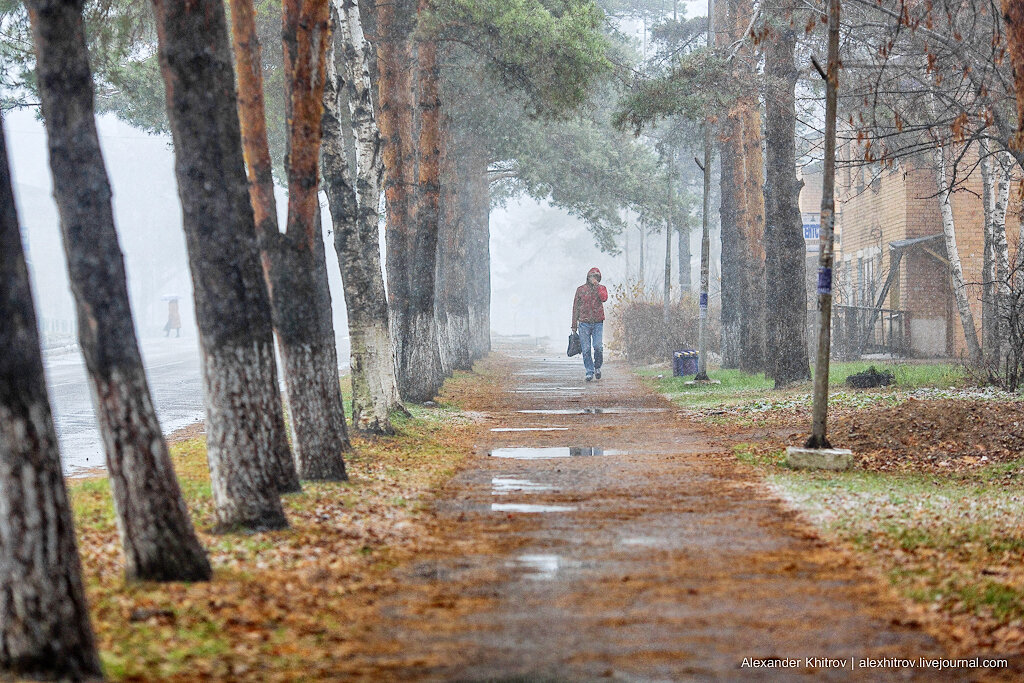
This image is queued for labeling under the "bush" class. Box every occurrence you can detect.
[607,280,721,365]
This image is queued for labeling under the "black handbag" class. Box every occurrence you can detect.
[567,331,582,357]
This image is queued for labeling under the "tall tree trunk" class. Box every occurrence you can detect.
[738,88,766,374]
[994,151,1013,366]
[378,0,442,402]
[934,144,983,365]
[0,111,103,681]
[226,0,303,492]
[465,149,492,358]
[28,0,210,581]
[981,147,998,367]
[762,9,810,387]
[151,0,290,531]
[279,0,350,481]
[719,113,743,368]
[436,113,472,372]
[638,219,646,284]
[716,0,740,368]
[677,224,691,295]
[322,0,404,435]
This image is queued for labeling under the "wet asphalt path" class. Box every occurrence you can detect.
[358,341,976,681]
[43,336,205,475]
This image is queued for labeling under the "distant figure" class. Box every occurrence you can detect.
[164,298,181,337]
[571,267,608,382]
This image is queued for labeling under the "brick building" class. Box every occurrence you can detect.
[800,146,1015,358]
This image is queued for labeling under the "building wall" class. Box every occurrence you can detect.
[834,145,996,358]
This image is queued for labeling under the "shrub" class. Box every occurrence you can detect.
[607,280,721,365]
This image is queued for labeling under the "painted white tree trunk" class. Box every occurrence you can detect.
[934,144,982,364]
[321,0,405,433]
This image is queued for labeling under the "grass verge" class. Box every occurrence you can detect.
[69,365,488,681]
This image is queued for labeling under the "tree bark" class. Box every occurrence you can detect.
[466,149,492,358]
[279,0,350,481]
[378,0,445,402]
[994,151,1013,364]
[934,144,983,365]
[0,110,103,681]
[719,114,742,368]
[28,0,211,581]
[738,85,766,374]
[151,0,290,530]
[677,224,691,295]
[322,0,405,435]
[437,110,472,372]
[762,10,810,387]
[981,147,998,367]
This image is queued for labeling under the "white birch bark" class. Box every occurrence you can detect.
[934,144,982,364]
[322,0,405,433]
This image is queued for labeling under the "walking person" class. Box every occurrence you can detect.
[164,297,181,337]
[571,267,608,382]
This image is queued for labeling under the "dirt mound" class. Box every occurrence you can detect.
[832,398,1024,472]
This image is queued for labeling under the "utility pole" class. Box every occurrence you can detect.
[695,0,713,381]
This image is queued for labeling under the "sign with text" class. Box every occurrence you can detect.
[802,212,821,252]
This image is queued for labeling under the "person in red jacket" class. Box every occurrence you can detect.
[571,267,608,381]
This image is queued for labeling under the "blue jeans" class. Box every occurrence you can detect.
[578,321,603,376]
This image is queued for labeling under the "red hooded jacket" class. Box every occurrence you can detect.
[572,267,608,327]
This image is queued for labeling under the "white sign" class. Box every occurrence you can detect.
[802,212,821,252]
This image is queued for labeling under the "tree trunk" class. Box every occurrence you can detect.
[638,219,646,284]
[28,0,210,581]
[226,0,303,492]
[934,144,983,365]
[994,151,1013,365]
[738,90,766,374]
[466,149,492,358]
[677,224,691,295]
[762,11,810,387]
[378,0,443,402]
[0,111,103,681]
[437,113,472,372]
[322,0,404,435]
[151,0,289,531]
[981,147,998,367]
[279,0,350,481]
[719,114,742,368]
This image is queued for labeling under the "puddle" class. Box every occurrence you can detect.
[491,503,577,513]
[510,554,561,580]
[489,427,569,432]
[488,447,624,459]
[620,536,663,547]
[491,477,555,495]
[517,407,669,415]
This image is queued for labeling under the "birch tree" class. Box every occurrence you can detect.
[322,0,405,433]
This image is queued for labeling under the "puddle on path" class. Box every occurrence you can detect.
[488,447,625,459]
[489,427,569,432]
[620,536,664,547]
[491,503,577,513]
[517,407,669,415]
[509,554,561,580]
[491,477,555,495]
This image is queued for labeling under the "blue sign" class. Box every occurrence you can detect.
[816,266,832,296]
[803,212,821,252]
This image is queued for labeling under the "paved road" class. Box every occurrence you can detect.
[43,336,206,475]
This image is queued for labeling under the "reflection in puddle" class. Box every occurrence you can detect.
[620,536,662,547]
[517,407,669,415]
[489,427,569,432]
[491,477,555,495]
[492,503,577,513]
[510,554,560,580]
[488,447,624,459]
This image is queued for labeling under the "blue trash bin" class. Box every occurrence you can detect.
[673,349,698,377]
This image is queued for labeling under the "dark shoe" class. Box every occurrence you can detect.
[585,373,594,382]
[595,369,602,379]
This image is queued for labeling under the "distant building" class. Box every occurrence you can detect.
[817,143,1019,358]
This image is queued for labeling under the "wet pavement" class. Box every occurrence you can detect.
[353,344,977,680]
